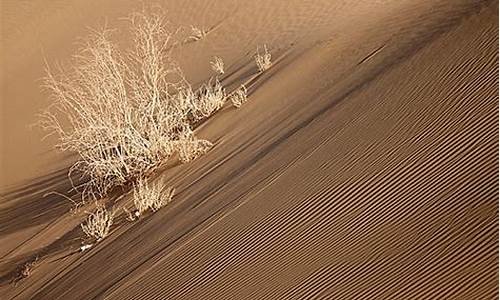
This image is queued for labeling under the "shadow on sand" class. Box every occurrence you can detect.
[0,168,84,238]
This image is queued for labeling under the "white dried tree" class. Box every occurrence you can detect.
[40,11,221,200]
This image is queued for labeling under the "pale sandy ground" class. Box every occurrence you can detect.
[0,0,498,299]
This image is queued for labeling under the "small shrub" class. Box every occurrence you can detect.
[12,257,39,285]
[210,56,225,75]
[189,78,226,121]
[20,261,34,278]
[81,205,114,241]
[133,178,175,216]
[230,85,248,108]
[176,138,213,163]
[173,125,213,163]
[255,45,272,72]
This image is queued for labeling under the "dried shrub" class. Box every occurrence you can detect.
[40,12,218,199]
[176,138,213,163]
[210,56,225,75]
[255,45,272,72]
[81,204,114,241]
[133,178,175,216]
[174,125,213,163]
[189,78,227,121]
[11,257,39,286]
[230,85,248,108]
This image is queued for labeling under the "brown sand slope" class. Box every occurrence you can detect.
[0,0,498,299]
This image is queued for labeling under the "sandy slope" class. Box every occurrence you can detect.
[0,0,498,299]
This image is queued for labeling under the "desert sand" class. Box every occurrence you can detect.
[0,0,498,299]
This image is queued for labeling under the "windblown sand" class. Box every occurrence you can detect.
[0,0,498,299]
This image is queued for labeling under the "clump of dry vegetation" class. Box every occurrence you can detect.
[132,178,175,216]
[255,45,272,72]
[81,205,114,241]
[40,9,262,247]
[40,12,225,200]
[11,257,39,286]
[189,78,227,120]
[210,56,225,75]
[190,25,207,41]
[229,85,248,108]
[175,136,213,163]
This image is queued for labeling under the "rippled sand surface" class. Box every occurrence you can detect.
[0,0,497,299]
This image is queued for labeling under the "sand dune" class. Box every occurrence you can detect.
[0,0,498,299]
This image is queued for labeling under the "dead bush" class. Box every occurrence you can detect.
[133,178,175,216]
[210,56,225,75]
[189,78,226,121]
[230,85,248,108]
[174,125,213,163]
[81,204,114,241]
[255,45,272,72]
[40,12,220,199]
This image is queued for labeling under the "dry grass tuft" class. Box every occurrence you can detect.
[255,45,272,72]
[189,78,227,121]
[173,125,213,163]
[190,25,208,41]
[210,56,225,75]
[81,204,114,241]
[133,178,175,216]
[176,137,213,163]
[230,85,248,108]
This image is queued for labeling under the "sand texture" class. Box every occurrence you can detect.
[0,0,498,299]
